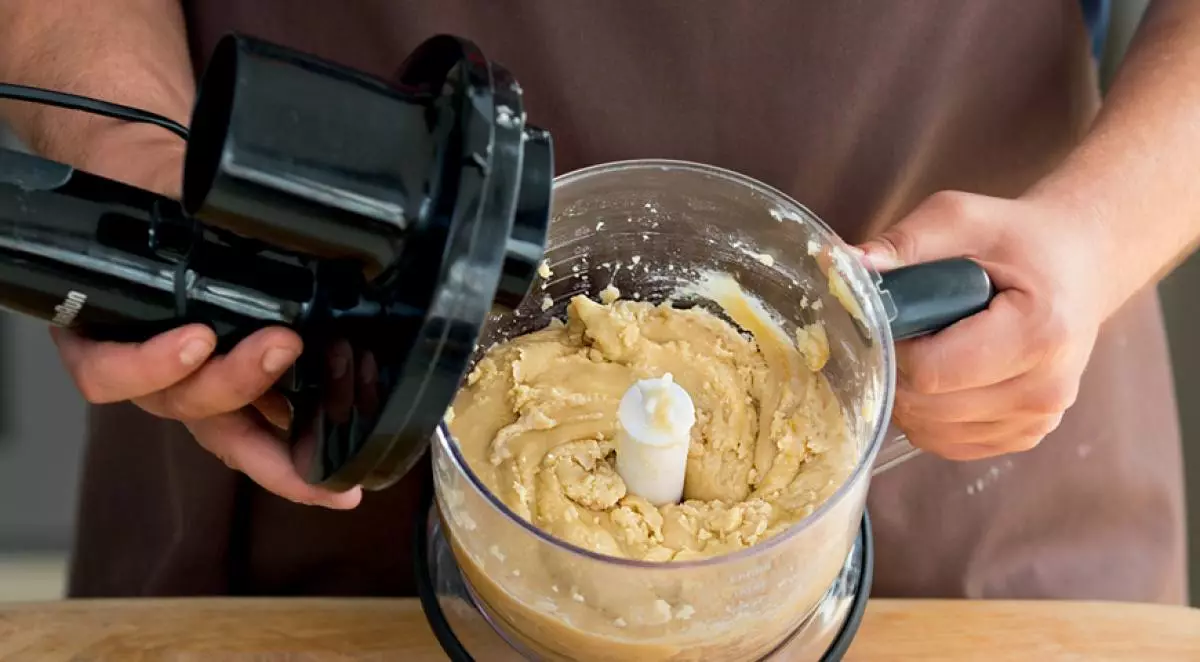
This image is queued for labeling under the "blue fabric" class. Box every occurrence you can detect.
[1080,0,1112,60]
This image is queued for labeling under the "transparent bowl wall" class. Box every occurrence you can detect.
[433,161,896,661]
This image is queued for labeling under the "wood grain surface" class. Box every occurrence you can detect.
[0,598,1197,661]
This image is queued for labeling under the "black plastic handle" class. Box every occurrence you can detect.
[878,257,995,341]
[0,149,311,351]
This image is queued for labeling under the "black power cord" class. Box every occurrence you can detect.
[0,84,183,438]
[0,82,189,141]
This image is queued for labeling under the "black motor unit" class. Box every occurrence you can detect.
[0,33,552,491]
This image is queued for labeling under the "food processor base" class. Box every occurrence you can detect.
[414,498,874,662]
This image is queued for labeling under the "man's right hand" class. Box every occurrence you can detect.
[52,125,362,510]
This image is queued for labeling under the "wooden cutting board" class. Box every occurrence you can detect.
[0,598,1198,661]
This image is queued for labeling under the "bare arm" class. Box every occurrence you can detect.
[1028,0,1200,318]
[0,0,193,190]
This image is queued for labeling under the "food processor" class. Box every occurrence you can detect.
[417,161,993,661]
[0,32,993,662]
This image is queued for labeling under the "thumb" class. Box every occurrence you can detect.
[856,191,997,271]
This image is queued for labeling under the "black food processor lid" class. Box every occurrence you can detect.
[184,34,552,491]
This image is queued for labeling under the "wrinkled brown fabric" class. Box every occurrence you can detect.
[70,0,1187,603]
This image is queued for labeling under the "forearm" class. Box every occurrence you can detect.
[0,0,193,169]
[1026,0,1200,319]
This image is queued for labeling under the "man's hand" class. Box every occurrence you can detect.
[854,1,1200,462]
[52,127,361,509]
[857,191,1110,461]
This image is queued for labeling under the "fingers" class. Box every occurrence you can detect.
[323,342,382,423]
[58,321,367,507]
[857,191,1003,268]
[896,416,1040,447]
[137,327,302,421]
[896,369,1079,423]
[324,340,355,424]
[894,290,1047,394]
[188,411,362,510]
[894,276,1078,398]
[897,413,1064,459]
[253,392,294,431]
[53,324,216,404]
[358,351,381,419]
[893,352,1075,458]
[930,442,1009,463]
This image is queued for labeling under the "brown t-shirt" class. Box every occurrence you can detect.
[69,0,1187,603]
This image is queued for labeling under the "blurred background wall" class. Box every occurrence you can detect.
[1105,0,1200,606]
[0,124,85,599]
[0,0,1194,604]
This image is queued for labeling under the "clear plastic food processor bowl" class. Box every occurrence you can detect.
[432,160,900,661]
